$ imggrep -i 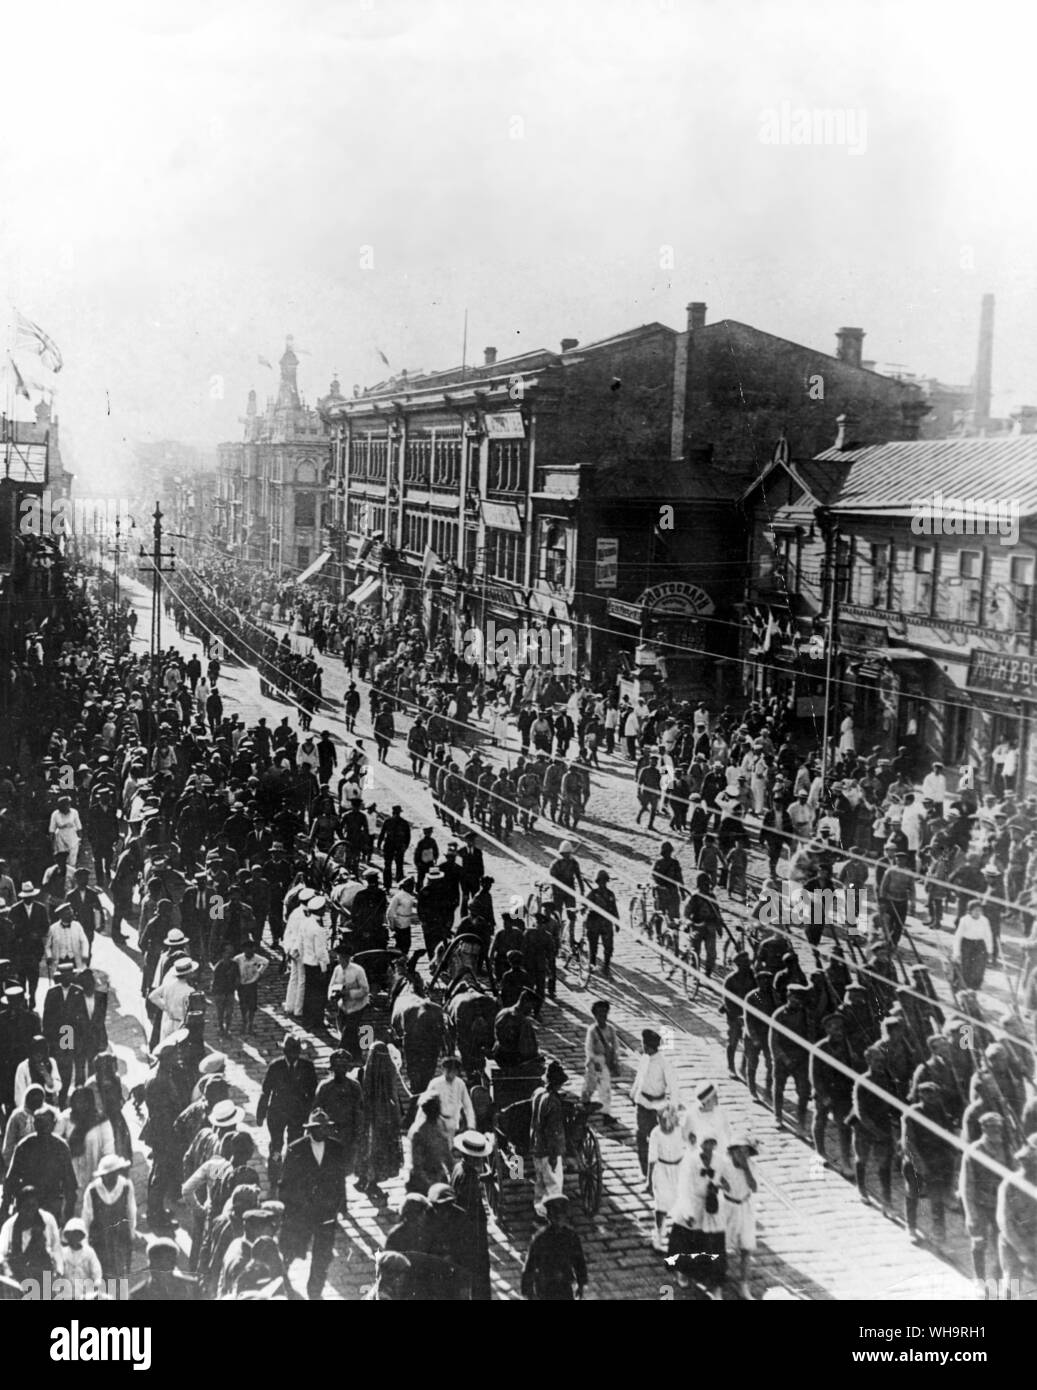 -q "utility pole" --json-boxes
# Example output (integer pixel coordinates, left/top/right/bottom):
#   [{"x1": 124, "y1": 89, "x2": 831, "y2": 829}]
[
  {"x1": 819, "y1": 514, "x2": 840, "y2": 786},
  {"x1": 107, "y1": 514, "x2": 121, "y2": 636},
  {"x1": 139, "y1": 502, "x2": 176, "y2": 747}
]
